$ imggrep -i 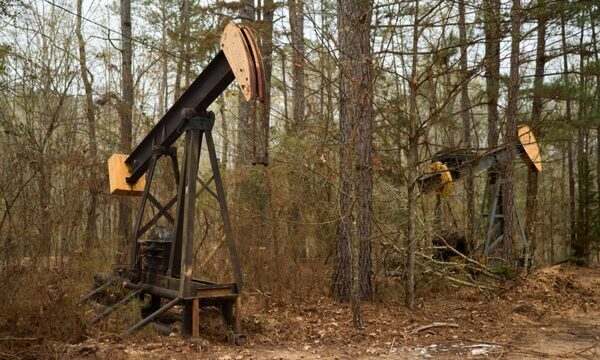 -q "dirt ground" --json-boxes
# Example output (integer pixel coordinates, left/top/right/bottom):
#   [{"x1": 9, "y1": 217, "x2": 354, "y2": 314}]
[{"x1": 13, "y1": 265, "x2": 600, "y2": 359}]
